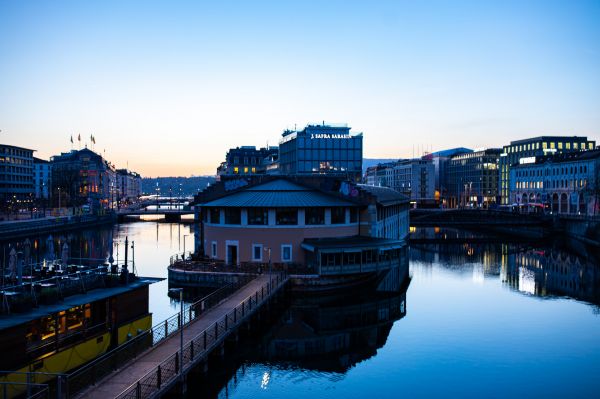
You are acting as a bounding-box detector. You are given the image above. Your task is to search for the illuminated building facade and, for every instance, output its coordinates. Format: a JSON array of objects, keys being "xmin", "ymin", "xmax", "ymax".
[
  {"xmin": 499, "ymin": 136, "xmax": 595, "ymax": 204},
  {"xmin": 0, "ymin": 144, "xmax": 35, "ymax": 207},
  {"xmin": 509, "ymin": 149, "xmax": 600, "ymax": 215},
  {"xmin": 446, "ymin": 148, "xmax": 502, "ymax": 208},
  {"xmin": 279, "ymin": 124, "xmax": 363, "ymax": 181}
]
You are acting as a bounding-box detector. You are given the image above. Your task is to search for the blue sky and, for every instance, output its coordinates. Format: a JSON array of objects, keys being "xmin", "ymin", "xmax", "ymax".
[{"xmin": 0, "ymin": 0, "xmax": 598, "ymax": 176}]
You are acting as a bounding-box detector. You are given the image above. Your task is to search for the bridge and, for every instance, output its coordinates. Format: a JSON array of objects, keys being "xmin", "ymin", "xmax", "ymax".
[
  {"xmin": 409, "ymin": 209, "xmax": 600, "ymax": 246},
  {"xmin": 409, "ymin": 209, "xmax": 550, "ymax": 227},
  {"xmin": 70, "ymin": 273, "xmax": 287, "ymax": 399},
  {"xmin": 117, "ymin": 202, "xmax": 194, "ymax": 222}
]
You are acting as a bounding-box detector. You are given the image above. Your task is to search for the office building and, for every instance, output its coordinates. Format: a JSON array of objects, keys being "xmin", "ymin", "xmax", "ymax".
[
  {"xmin": 447, "ymin": 148, "xmax": 502, "ymax": 208},
  {"xmin": 499, "ymin": 136, "xmax": 595, "ymax": 204},
  {"xmin": 0, "ymin": 144, "xmax": 35, "ymax": 208},
  {"xmin": 422, "ymin": 148, "xmax": 473, "ymax": 207},
  {"xmin": 217, "ymin": 146, "xmax": 279, "ymax": 180},
  {"xmin": 278, "ymin": 123, "xmax": 363, "ymax": 181},
  {"xmin": 33, "ymin": 157, "xmax": 51, "ymax": 200},
  {"xmin": 510, "ymin": 149, "xmax": 600, "ymax": 215}
]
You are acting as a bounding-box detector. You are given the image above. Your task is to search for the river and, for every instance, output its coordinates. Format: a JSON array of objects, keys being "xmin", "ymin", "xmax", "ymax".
[{"xmin": 2, "ymin": 221, "xmax": 599, "ymax": 398}]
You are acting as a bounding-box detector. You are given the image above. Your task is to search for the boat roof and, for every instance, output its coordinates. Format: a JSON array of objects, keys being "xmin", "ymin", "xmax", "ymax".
[{"xmin": 0, "ymin": 277, "xmax": 162, "ymax": 330}]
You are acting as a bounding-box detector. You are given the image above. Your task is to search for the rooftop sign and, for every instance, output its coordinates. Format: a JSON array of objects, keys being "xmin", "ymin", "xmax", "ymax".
[{"xmin": 310, "ymin": 133, "xmax": 351, "ymax": 139}]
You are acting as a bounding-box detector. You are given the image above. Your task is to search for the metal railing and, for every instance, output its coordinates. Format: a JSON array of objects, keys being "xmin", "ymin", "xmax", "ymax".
[
  {"xmin": 169, "ymin": 256, "xmax": 312, "ymax": 275},
  {"xmin": 0, "ymin": 371, "xmax": 66, "ymax": 399},
  {"xmin": 66, "ymin": 277, "xmax": 255, "ymax": 397},
  {"xmin": 115, "ymin": 273, "xmax": 288, "ymax": 399},
  {"xmin": 0, "ymin": 264, "xmax": 127, "ymax": 314}
]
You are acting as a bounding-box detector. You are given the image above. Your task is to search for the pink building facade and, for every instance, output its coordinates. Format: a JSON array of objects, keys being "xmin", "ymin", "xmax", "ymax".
[{"xmin": 194, "ymin": 178, "xmax": 409, "ymax": 268}]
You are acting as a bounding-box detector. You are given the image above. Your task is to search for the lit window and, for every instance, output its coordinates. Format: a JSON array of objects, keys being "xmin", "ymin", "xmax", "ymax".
[
  {"xmin": 243, "ymin": 167, "xmax": 249, "ymax": 173},
  {"xmin": 233, "ymin": 167, "xmax": 239, "ymax": 174},
  {"xmin": 558, "ymin": 142, "xmax": 563, "ymax": 150}
]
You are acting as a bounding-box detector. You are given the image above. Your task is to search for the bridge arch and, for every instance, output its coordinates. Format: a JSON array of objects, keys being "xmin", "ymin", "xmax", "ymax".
[
  {"xmin": 522, "ymin": 193, "xmax": 528, "ymax": 204},
  {"xmin": 529, "ymin": 193, "xmax": 535, "ymax": 203},
  {"xmin": 552, "ymin": 193, "xmax": 559, "ymax": 213}
]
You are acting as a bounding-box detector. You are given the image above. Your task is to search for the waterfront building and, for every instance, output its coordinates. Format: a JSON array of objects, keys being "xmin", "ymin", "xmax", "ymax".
[
  {"xmin": 0, "ymin": 144, "xmax": 35, "ymax": 209},
  {"xmin": 391, "ymin": 159, "xmax": 435, "ymax": 206},
  {"xmin": 363, "ymin": 159, "xmax": 435, "ymax": 207},
  {"xmin": 33, "ymin": 157, "xmax": 51, "ymax": 201},
  {"xmin": 116, "ymin": 169, "xmax": 142, "ymax": 206},
  {"xmin": 422, "ymin": 148, "xmax": 473, "ymax": 208},
  {"xmin": 193, "ymin": 176, "xmax": 408, "ymax": 271},
  {"xmin": 509, "ymin": 149, "xmax": 600, "ymax": 215},
  {"xmin": 50, "ymin": 148, "xmax": 115, "ymax": 209},
  {"xmin": 499, "ymin": 136, "xmax": 595, "ymax": 204},
  {"xmin": 278, "ymin": 123, "xmax": 363, "ymax": 181},
  {"xmin": 446, "ymin": 148, "xmax": 502, "ymax": 208},
  {"xmin": 216, "ymin": 146, "xmax": 279, "ymax": 180},
  {"xmin": 364, "ymin": 162, "xmax": 395, "ymax": 187}
]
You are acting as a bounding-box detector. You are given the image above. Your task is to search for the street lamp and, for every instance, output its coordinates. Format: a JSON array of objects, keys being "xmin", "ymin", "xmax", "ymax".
[
  {"xmin": 182, "ymin": 234, "xmax": 190, "ymax": 260},
  {"xmin": 169, "ymin": 287, "xmax": 184, "ymax": 375},
  {"xmin": 264, "ymin": 247, "xmax": 272, "ymax": 292}
]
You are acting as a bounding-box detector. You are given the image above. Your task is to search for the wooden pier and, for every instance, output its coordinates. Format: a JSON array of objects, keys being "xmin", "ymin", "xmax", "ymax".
[{"xmin": 74, "ymin": 273, "xmax": 287, "ymax": 399}]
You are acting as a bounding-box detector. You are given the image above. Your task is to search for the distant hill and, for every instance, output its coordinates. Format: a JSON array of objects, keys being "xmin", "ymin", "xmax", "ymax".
[
  {"xmin": 142, "ymin": 176, "xmax": 216, "ymax": 197},
  {"xmin": 362, "ymin": 158, "xmax": 398, "ymax": 174}
]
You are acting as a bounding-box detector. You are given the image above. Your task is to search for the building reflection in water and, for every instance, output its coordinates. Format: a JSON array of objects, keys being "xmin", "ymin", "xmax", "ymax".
[
  {"xmin": 188, "ymin": 253, "xmax": 410, "ymax": 398},
  {"xmin": 263, "ymin": 282, "xmax": 408, "ymax": 372},
  {"xmin": 410, "ymin": 228, "xmax": 600, "ymax": 307},
  {"xmin": 503, "ymin": 248, "xmax": 600, "ymax": 305}
]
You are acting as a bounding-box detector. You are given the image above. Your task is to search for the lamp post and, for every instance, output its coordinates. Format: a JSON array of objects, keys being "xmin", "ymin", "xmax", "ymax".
[
  {"xmin": 183, "ymin": 234, "xmax": 189, "ymax": 260},
  {"xmin": 169, "ymin": 287, "xmax": 184, "ymax": 375},
  {"xmin": 264, "ymin": 247, "xmax": 272, "ymax": 292}
]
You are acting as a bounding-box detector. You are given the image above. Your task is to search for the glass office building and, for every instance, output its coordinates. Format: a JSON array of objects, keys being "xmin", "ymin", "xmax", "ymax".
[
  {"xmin": 499, "ymin": 136, "xmax": 595, "ymax": 204},
  {"xmin": 279, "ymin": 123, "xmax": 363, "ymax": 181}
]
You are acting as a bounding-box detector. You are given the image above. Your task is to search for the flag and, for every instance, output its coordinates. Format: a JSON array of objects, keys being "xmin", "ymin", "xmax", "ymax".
[
  {"xmin": 70, "ymin": 135, "xmax": 73, "ymax": 143},
  {"xmin": 92, "ymin": 135, "xmax": 96, "ymax": 144},
  {"xmin": 78, "ymin": 133, "xmax": 81, "ymax": 142}
]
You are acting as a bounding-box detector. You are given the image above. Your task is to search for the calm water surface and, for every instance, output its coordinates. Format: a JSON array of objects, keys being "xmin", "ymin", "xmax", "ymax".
[
  {"xmin": 2, "ymin": 222, "xmax": 599, "ymax": 397},
  {"xmin": 202, "ymin": 242, "xmax": 600, "ymax": 398}
]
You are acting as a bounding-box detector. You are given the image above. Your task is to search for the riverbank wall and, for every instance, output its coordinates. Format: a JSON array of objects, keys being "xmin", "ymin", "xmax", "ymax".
[{"xmin": 0, "ymin": 214, "xmax": 117, "ymax": 241}]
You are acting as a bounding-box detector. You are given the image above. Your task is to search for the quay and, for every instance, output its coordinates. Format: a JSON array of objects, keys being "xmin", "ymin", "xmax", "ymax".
[
  {"xmin": 0, "ymin": 214, "xmax": 116, "ymax": 240},
  {"xmin": 73, "ymin": 273, "xmax": 287, "ymax": 399},
  {"xmin": 409, "ymin": 209, "xmax": 600, "ymax": 246}
]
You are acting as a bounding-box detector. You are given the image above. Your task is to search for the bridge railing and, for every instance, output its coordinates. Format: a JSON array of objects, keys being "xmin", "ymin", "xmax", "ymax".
[
  {"xmin": 66, "ymin": 277, "xmax": 254, "ymax": 397},
  {"xmin": 115, "ymin": 272, "xmax": 288, "ymax": 399},
  {"xmin": 169, "ymin": 256, "xmax": 313, "ymax": 275}
]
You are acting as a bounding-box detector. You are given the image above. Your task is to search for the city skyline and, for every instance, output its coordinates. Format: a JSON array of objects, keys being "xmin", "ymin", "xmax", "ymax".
[{"xmin": 1, "ymin": 0, "xmax": 599, "ymax": 176}]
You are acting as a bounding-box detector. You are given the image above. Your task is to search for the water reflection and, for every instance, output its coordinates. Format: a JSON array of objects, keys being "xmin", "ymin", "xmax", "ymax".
[{"xmin": 410, "ymin": 238, "xmax": 600, "ymax": 307}]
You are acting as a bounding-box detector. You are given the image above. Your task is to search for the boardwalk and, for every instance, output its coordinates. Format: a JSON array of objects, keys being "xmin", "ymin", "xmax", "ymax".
[{"xmin": 75, "ymin": 273, "xmax": 287, "ymax": 399}]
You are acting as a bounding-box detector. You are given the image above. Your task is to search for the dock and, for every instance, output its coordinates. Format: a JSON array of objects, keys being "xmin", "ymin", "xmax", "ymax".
[{"xmin": 73, "ymin": 273, "xmax": 287, "ymax": 399}]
